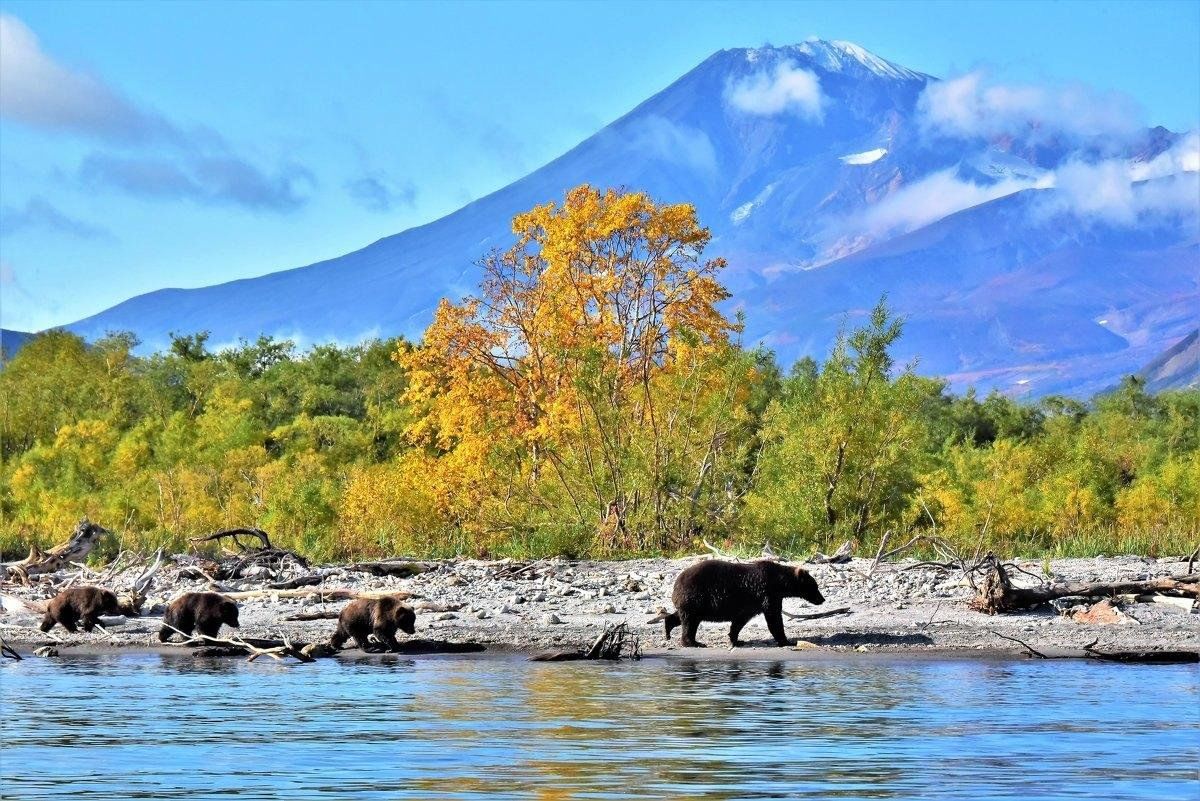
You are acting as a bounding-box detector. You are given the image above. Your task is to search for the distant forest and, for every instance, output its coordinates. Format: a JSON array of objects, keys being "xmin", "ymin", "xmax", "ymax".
[{"xmin": 3, "ymin": 187, "xmax": 1196, "ymax": 561}]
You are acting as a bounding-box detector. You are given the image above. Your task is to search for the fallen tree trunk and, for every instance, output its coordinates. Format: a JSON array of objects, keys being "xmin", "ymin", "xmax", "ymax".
[
  {"xmin": 3, "ymin": 520, "xmax": 110, "ymax": 583},
  {"xmin": 971, "ymin": 559, "xmax": 1200, "ymax": 615}
]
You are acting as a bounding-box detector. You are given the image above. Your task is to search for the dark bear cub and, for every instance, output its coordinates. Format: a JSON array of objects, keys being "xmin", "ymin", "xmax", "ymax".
[
  {"xmin": 158, "ymin": 592, "xmax": 240, "ymax": 641},
  {"xmin": 40, "ymin": 586, "xmax": 122, "ymax": 633},
  {"xmin": 330, "ymin": 595, "xmax": 416, "ymax": 651},
  {"xmin": 662, "ymin": 559, "xmax": 825, "ymax": 648}
]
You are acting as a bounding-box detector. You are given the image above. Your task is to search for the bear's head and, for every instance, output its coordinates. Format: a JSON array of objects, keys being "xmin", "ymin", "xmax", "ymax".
[
  {"xmin": 377, "ymin": 596, "xmax": 416, "ymax": 634},
  {"xmin": 790, "ymin": 567, "xmax": 825, "ymax": 605},
  {"xmin": 394, "ymin": 604, "xmax": 416, "ymax": 635},
  {"xmin": 221, "ymin": 599, "xmax": 240, "ymax": 628},
  {"xmin": 99, "ymin": 589, "xmax": 123, "ymax": 615}
]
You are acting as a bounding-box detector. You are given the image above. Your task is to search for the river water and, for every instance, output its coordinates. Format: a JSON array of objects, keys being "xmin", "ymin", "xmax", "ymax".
[{"xmin": 1, "ymin": 652, "xmax": 1196, "ymax": 800}]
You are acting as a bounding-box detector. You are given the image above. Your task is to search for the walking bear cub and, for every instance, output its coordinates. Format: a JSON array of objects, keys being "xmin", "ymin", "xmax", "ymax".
[
  {"xmin": 40, "ymin": 586, "xmax": 122, "ymax": 633},
  {"xmin": 330, "ymin": 595, "xmax": 416, "ymax": 651},
  {"xmin": 661, "ymin": 559, "xmax": 825, "ymax": 648},
  {"xmin": 158, "ymin": 592, "xmax": 240, "ymax": 641}
]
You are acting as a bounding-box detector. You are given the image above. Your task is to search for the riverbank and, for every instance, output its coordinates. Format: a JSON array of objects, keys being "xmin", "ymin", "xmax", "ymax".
[{"xmin": 2, "ymin": 554, "xmax": 1197, "ymax": 659}]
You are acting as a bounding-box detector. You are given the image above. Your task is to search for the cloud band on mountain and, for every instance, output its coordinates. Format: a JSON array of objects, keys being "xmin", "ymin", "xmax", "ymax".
[
  {"xmin": 725, "ymin": 61, "xmax": 825, "ymax": 121},
  {"xmin": 844, "ymin": 133, "xmax": 1199, "ymax": 241},
  {"xmin": 917, "ymin": 70, "xmax": 1145, "ymax": 142},
  {"xmin": 625, "ymin": 116, "xmax": 718, "ymax": 173}
]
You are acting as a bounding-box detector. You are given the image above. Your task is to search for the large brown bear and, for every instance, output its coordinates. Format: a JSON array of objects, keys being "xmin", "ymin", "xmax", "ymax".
[
  {"xmin": 158, "ymin": 592, "xmax": 240, "ymax": 641},
  {"xmin": 330, "ymin": 595, "xmax": 416, "ymax": 651},
  {"xmin": 661, "ymin": 560, "xmax": 825, "ymax": 648},
  {"xmin": 40, "ymin": 586, "xmax": 122, "ymax": 633}
]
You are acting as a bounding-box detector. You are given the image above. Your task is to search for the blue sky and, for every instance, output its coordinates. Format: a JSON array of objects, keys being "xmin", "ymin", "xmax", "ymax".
[{"xmin": 2, "ymin": 0, "xmax": 1198, "ymax": 332}]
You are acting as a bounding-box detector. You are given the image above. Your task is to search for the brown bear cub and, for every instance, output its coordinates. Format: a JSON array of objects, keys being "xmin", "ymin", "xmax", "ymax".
[
  {"xmin": 158, "ymin": 592, "xmax": 240, "ymax": 641},
  {"xmin": 40, "ymin": 586, "xmax": 122, "ymax": 633},
  {"xmin": 663, "ymin": 559, "xmax": 825, "ymax": 648},
  {"xmin": 330, "ymin": 595, "xmax": 416, "ymax": 651}
]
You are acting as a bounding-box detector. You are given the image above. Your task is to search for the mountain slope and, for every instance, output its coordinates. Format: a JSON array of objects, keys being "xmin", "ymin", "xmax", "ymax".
[
  {"xmin": 1139, "ymin": 329, "xmax": 1200, "ymax": 392},
  {"xmin": 62, "ymin": 40, "xmax": 1198, "ymax": 396}
]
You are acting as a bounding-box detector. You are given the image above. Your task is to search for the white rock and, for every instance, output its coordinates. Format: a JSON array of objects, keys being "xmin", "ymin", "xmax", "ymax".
[{"xmin": 543, "ymin": 613, "xmax": 563, "ymax": 625}]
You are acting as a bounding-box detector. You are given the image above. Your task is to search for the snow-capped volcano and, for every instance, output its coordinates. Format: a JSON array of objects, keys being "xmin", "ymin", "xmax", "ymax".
[{"xmin": 61, "ymin": 40, "xmax": 1199, "ymax": 396}]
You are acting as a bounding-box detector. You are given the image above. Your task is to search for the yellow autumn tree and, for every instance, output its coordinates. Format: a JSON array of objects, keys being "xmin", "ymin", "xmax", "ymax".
[{"xmin": 400, "ymin": 185, "xmax": 747, "ymax": 553}]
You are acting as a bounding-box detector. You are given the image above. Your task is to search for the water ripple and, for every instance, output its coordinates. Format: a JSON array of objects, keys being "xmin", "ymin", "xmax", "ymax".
[{"xmin": 1, "ymin": 654, "xmax": 1197, "ymax": 800}]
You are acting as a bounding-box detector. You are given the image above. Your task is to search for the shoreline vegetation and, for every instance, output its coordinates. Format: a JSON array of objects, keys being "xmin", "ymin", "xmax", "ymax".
[{"xmin": 2, "ymin": 186, "xmax": 1197, "ymax": 565}]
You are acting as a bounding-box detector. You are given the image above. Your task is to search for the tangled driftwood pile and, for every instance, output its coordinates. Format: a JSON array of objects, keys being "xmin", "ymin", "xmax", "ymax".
[{"xmin": 969, "ymin": 556, "xmax": 1199, "ymax": 615}]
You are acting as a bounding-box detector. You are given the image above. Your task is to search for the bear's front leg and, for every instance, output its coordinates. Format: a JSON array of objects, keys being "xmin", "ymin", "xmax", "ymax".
[{"xmin": 764, "ymin": 599, "xmax": 790, "ymax": 647}]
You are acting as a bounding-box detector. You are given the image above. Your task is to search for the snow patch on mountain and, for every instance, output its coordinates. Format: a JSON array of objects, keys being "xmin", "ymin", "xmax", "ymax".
[{"xmin": 840, "ymin": 148, "xmax": 887, "ymax": 165}]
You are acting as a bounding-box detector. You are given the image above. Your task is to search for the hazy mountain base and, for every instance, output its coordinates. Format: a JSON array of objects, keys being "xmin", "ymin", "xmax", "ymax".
[{"xmin": 2, "ymin": 555, "xmax": 1196, "ymax": 657}]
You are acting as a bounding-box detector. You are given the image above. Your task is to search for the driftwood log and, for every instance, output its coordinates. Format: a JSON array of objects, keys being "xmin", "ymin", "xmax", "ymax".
[
  {"xmin": 971, "ymin": 559, "xmax": 1200, "ymax": 615},
  {"xmin": 188, "ymin": 527, "xmax": 309, "ymax": 581},
  {"xmin": 0, "ymin": 634, "xmax": 21, "ymax": 660},
  {"xmin": 530, "ymin": 622, "xmax": 640, "ymax": 662},
  {"xmin": 992, "ymin": 631, "xmax": 1199, "ymax": 664},
  {"xmin": 162, "ymin": 624, "xmax": 315, "ymax": 663},
  {"xmin": 3, "ymin": 519, "xmax": 111, "ymax": 583}
]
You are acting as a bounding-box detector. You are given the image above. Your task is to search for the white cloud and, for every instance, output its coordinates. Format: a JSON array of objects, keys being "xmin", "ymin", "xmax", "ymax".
[
  {"xmin": 726, "ymin": 61, "xmax": 825, "ymax": 121},
  {"xmin": 628, "ymin": 116, "xmax": 717, "ymax": 173},
  {"xmin": 918, "ymin": 70, "xmax": 1144, "ymax": 142},
  {"xmin": 0, "ymin": 13, "xmax": 316, "ymax": 214},
  {"xmin": 0, "ymin": 13, "xmax": 177, "ymax": 143},
  {"xmin": 841, "ymin": 134, "xmax": 1199, "ymax": 241},
  {"xmin": 1131, "ymin": 131, "xmax": 1200, "ymax": 180},
  {"xmin": 1037, "ymin": 136, "xmax": 1200, "ymax": 225},
  {"xmin": 852, "ymin": 168, "xmax": 1047, "ymax": 238}
]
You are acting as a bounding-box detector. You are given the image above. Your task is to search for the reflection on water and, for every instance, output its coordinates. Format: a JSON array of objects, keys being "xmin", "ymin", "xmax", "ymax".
[{"xmin": 1, "ymin": 652, "xmax": 1196, "ymax": 800}]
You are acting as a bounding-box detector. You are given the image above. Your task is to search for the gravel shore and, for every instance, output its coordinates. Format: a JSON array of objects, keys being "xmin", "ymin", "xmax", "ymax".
[{"xmin": 2, "ymin": 554, "xmax": 1197, "ymax": 660}]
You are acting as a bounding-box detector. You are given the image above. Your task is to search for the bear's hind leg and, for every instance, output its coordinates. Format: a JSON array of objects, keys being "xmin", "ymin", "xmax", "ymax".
[{"xmin": 728, "ymin": 613, "xmax": 756, "ymax": 649}]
